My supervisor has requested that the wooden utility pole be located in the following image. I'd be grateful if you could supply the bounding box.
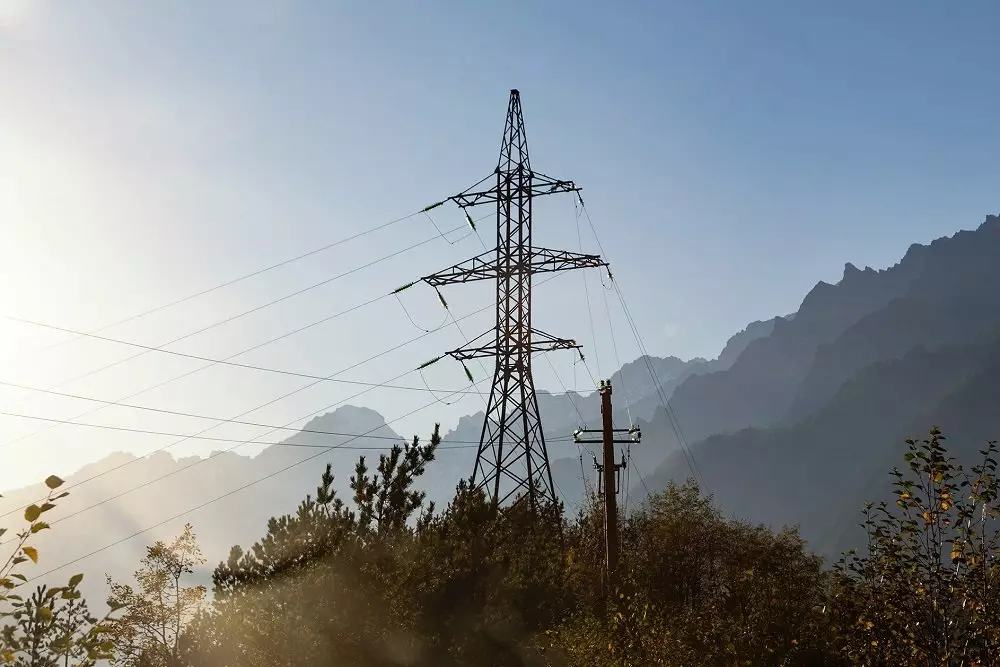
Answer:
[600,381,620,576]
[573,380,640,588]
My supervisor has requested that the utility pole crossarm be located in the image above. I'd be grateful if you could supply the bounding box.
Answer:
[420,248,606,288]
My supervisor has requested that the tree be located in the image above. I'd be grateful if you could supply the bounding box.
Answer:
[106,524,205,667]
[184,427,441,667]
[0,474,117,667]
[830,427,1000,664]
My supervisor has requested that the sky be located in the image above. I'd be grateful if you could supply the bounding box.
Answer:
[0,0,999,490]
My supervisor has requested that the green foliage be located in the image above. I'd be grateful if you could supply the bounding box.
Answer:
[830,427,1000,664]
[0,475,117,667]
[146,423,1000,666]
[106,523,206,667]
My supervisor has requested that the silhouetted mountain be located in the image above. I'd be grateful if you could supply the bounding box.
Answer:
[646,215,1000,558]
[664,262,921,443]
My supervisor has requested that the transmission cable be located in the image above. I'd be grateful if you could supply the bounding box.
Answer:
[611,278,706,489]
[0,224,470,450]
[577,200,706,490]
[574,197,601,378]
[14,364,464,537]
[13,209,426,360]
[601,275,633,427]
[1,303,493,518]
[29,349,566,580]
[25,381,483,581]
[5,272,571,520]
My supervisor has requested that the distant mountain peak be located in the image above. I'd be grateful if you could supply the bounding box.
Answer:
[297,405,388,434]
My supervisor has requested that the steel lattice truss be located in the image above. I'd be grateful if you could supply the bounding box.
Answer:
[420,90,607,508]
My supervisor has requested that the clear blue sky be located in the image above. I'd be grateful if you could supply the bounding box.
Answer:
[1,1,998,487]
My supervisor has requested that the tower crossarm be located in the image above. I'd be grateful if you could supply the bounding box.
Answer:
[420,249,497,287]
[447,170,581,209]
[444,328,580,361]
[527,247,607,275]
[420,248,606,288]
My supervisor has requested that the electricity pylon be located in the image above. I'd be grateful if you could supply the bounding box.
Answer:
[418,89,608,508]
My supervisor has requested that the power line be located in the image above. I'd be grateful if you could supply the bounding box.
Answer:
[25,384,475,581]
[611,278,705,489]
[601,276,633,427]
[542,354,589,429]
[0,311,486,518]
[0,224,472,450]
[20,366,459,537]
[575,197,601,377]
[29,351,567,580]
[3,272,573,523]
[2,223,470,398]
[0,409,488,449]
[577,201,705,490]
[13,209,427,360]
[2,318,495,393]
[629,456,653,503]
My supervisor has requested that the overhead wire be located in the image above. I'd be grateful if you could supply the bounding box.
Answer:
[25,381,482,581]
[0,410,484,451]
[574,196,601,378]
[12,364,465,539]
[4,272,572,524]
[0,224,471,451]
[1,304,491,519]
[0,402,488,451]
[601,274,633,427]
[599,271,635,514]
[577,200,706,491]
[411,203,493,409]
[611,277,706,489]
[630,456,653,504]
[11,209,427,361]
[28,349,567,581]
[392,212,493,334]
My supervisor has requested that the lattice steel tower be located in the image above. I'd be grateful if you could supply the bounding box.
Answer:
[419,90,607,507]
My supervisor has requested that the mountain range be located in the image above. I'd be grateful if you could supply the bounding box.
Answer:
[5,213,999,603]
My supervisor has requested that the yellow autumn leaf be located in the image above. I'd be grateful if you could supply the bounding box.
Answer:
[22,546,38,563]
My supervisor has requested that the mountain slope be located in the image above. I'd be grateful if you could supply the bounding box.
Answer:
[644,215,1000,557]
[662,248,936,444]
[786,218,1000,423]
[646,334,1000,557]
